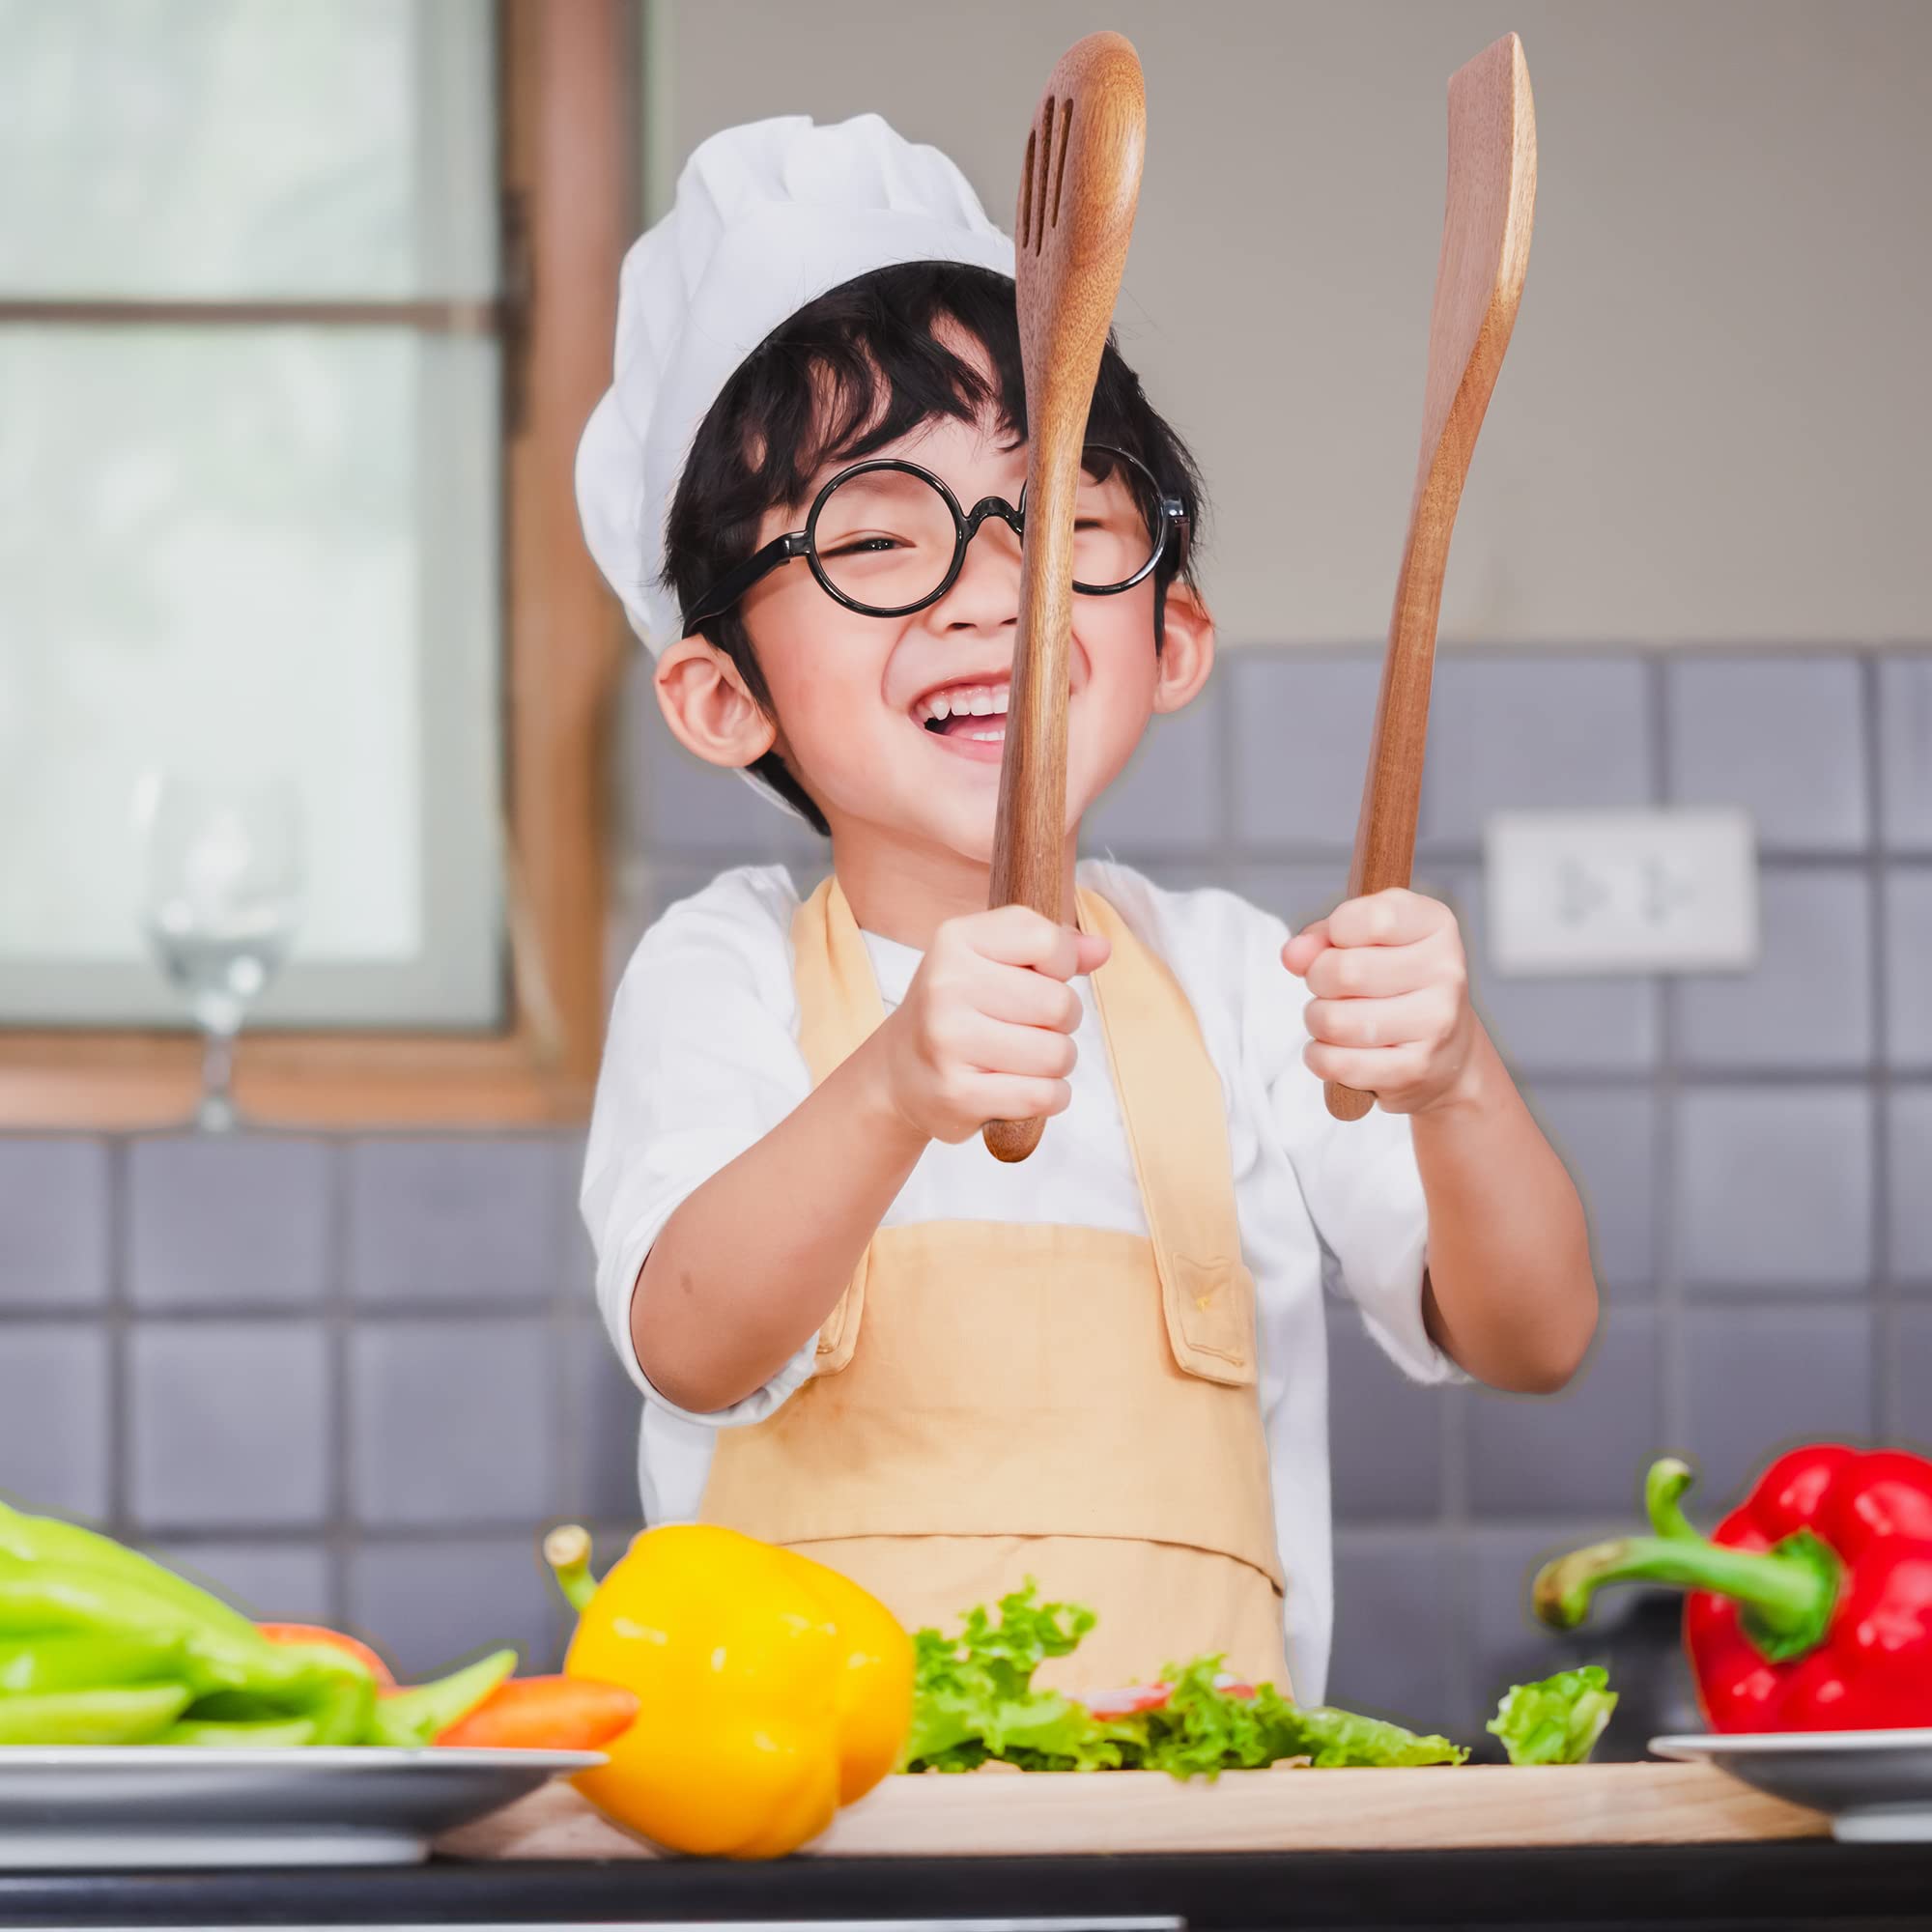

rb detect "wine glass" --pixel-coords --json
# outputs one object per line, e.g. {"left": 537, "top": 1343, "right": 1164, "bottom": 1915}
{"left": 138, "top": 775, "right": 304, "bottom": 1132}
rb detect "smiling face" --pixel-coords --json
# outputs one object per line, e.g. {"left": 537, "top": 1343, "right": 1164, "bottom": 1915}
{"left": 657, "top": 394, "right": 1214, "bottom": 895}
{"left": 761, "top": 405, "right": 1208, "bottom": 859}
{"left": 652, "top": 266, "right": 1216, "bottom": 932}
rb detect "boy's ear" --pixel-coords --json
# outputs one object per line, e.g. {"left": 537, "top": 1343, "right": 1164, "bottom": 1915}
{"left": 654, "top": 636, "right": 779, "bottom": 770}
{"left": 1151, "top": 582, "right": 1216, "bottom": 716}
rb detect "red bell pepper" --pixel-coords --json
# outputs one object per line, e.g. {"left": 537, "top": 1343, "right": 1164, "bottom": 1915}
{"left": 1536, "top": 1449, "right": 1932, "bottom": 1733}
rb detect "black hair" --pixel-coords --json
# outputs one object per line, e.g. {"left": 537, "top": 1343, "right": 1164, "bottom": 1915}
{"left": 659, "top": 260, "right": 1208, "bottom": 834}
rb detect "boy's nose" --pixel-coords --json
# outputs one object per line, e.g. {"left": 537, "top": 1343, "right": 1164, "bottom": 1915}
{"left": 931, "top": 509, "right": 1021, "bottom": 633}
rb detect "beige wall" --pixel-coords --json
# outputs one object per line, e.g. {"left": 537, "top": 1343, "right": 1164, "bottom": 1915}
{"left": 646, "top": 0, "right": 1931, "bottom": 647}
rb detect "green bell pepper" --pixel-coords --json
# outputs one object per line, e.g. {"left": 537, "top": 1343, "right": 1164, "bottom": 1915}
{"left": 0, "top": 1556, "right": 378, "bottom": 1741}
{"left": 162, "top": 1717, "right": 321, "bottom": 1748}
{"left": 0, "top": 1506, "right": 260, "bottom": 1640}
{"left": 365, "top": 1649, "right": 516, "bottom": 1747}
{"left": 0, "top": 1631, "right": 185, "bottom": 1694}
{"left": 0, "top": 1507, "right": 514, "bottom": 1750}
{"left": 0, "top": 1684, "right": 191, "bottom": 1746}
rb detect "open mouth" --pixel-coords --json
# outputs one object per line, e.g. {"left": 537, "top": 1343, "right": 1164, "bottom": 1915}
{"left": 911, "top": 679, "right": 1009, "bottom": 752}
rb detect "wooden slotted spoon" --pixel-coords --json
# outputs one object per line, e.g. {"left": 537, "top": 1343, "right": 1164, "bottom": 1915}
{"left": 982, "top": 32, "right": 1147, "bottom": 1164}
{"left": 1324, "top": 31, "right": 1537, "bottom": 1123}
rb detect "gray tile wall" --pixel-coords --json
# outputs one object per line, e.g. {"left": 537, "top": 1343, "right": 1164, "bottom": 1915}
{"left": 4, "top": 646, "right": 1926, "bottom": 1748}
{"left": 0, "top": 1129, "right": 623, "bottom": 1683}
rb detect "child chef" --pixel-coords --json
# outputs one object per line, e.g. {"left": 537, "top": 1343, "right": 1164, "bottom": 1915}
{"left": 576, "top": 115, "right": 1597, "bottom": 1701}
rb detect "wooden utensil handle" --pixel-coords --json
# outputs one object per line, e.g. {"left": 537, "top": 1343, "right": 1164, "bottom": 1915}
{"left": 1323, "top": 32, "right": 1534, "bottom": 1125}
{"left": 982, "top": 449, "right": 1079, "bottom": 1163}
{"left": 983, "top": 1116, "right": 1045, "bottom": 1162}
{"left": 1323, "top": 544, "right": 1443, "bottom": 1123}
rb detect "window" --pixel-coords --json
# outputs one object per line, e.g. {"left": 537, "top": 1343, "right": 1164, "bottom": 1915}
{"left": 0, "top": 0, "right": 633, "bottom": 1124}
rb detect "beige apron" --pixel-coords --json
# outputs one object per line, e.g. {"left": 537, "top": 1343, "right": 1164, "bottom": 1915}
{"left": 700, "top": 877, "right": 1292, "bottom": 1692}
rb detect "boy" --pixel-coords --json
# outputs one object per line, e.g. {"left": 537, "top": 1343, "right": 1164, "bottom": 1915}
{"left": 578, "top": 114, "right": 1596, "bottom": 1700}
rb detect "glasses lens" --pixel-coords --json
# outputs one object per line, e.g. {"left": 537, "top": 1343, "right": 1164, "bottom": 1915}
{"left": 810, "top": 467, "right": 958, "bottom": 612}
{"left": 1072, "top": 446, "right": 1162, "bottom": 591}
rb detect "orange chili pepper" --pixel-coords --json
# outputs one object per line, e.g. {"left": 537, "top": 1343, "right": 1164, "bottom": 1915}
{"left": 436, "top": 1674, "right": 640, "bottom": 1750}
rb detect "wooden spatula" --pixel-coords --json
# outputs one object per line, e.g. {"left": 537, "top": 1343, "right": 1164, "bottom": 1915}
{"left": 983, "top": 32, "right": 1147, "bottom": 1164}
{"left": 1325, "top": 31, "right": 1537, "bottom": 1123}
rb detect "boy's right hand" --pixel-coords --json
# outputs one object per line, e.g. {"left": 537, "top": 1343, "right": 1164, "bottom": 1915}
{"left": 872, "top": 906, "right": 1110, "bottom": 1145}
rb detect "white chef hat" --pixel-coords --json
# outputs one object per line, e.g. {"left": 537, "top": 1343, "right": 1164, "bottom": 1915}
{"left": 576, "top": 112, "right": 1017, "bottom": 658}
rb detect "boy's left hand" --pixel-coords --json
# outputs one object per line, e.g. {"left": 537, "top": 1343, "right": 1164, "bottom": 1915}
{"left": 1282, "top": 888, "right": 1479, "bottom": 1115}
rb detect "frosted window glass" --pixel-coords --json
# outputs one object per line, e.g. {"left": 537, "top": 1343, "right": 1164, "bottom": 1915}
{"left": 0, "top": 0, "right": 497, "bottom": 299}
{"left": 0, "top": 327, "right": 503, "bottom": 1027}
{"left": 0, "top": 0, "right": 505, "bottom": 1031}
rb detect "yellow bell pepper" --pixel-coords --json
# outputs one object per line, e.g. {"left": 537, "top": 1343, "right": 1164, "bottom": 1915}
{"left": 544, "top": 1522, "right": 913, "bottom": 1860}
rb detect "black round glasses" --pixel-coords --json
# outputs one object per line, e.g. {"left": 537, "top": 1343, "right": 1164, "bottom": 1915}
{"left": 679, "top": 442, "right": 1187, "bottom": 637}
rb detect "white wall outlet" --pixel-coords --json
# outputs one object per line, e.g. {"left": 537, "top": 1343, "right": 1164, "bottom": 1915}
{"left": 1484, "top": 809, "right": 1759, "bottom": 976}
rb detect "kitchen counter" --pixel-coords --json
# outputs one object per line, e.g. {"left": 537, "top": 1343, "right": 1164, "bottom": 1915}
{"left": 4, "top": 1763, "right": 1924, "bottom": 1929}
{"left": 2, "top": 1842, "right": 1929, "bottom": 1931}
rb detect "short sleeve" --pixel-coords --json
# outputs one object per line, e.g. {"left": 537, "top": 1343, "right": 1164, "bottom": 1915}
{"left": 1283, "top": 1094, "right": 1457, "bottom": 1383}
{"left": 581, "top": 866, "right": 821, "bottom": 1425}
{"left": 1240, "top": 906, "right": 1464, "bottom": 1387}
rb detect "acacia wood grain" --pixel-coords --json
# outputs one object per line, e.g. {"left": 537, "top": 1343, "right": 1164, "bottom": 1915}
{"left": 1326, "top": 32, "right": 1537, "bottom": 1122}
{"left": 983, "top": 32, "right": 1146, "bottom": 1163}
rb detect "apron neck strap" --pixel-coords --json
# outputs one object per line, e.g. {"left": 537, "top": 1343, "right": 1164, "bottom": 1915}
{"left": 1075, "top": 889, "right": 1254, "bottom": 1381}
{"left": 791, "top": 876, "right": 888, "bottom": 1087}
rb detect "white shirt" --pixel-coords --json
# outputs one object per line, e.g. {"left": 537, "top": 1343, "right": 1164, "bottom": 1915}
{"left": 582, "top": 860, "right": 1459, "bottom": 1701}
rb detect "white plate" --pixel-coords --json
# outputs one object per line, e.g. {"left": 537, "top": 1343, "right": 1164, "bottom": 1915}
{"left": 0, "top": 1746, "right": 605, "bottom": 1868}
{"left": 1651, "top": 1729, "right": 1932, "bottom": 1843}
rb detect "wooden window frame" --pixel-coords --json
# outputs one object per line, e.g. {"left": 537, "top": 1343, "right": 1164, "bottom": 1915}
{"left": 0, "top": 0, "right": 633, "bottom": 1129}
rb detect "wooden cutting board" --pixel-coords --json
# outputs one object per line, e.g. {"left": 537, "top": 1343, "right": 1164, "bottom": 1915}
{"left": 437, "top": 1763, "right": 1828, "bottom": 1861}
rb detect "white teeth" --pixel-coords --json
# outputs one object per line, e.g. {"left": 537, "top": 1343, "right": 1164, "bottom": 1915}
{"left": 967, "top": 726, "right": 1005, "bottom": 741}
{"left": 915, "top": 680, "right": 1011, "bottom": 726}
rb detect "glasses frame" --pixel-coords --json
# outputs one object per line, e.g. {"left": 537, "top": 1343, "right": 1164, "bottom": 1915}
{"left": 679, "top": 442, "right": 1188, "bottom": 637}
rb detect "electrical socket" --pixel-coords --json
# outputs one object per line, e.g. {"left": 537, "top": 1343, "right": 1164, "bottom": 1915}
{"left": 1484, "top": 809, "right": 1759, "bottom": 976}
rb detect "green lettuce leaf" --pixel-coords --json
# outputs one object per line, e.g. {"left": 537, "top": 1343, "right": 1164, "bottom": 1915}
{"left": 1485, "top": 1665, "right": 1618, "bottom": 1766}
{"left": 1123, "top": 1658, "right": 1299, "bottom": 1776}
{"left": 903, "top": 1587, "right": 1467, "bottom": 1777}
{"left": 905, "top": 1586, "right": 1119, "bottom": 1772}
{"left": 1276, "top": 1701, "right": 1467, "bottom": 1769}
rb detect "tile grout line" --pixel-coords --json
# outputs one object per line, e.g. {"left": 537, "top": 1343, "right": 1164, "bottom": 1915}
{"left": 104, "top": 1134, "right": 131, "bottom": 1539}
{"left": 1215, "top": 653, "right": 1241, "bottom": 885}
{"left": 1648, "top": 653, "right": 1690, "bottom": 1478}
{"left": 549, "top": 1131, "right": 582, "bottom": 1667}
{"left": 1431, "top": 668, "right": 1475, "bottom": 1722}
{"left": 0, "top": 1305, "right": 557, "bottom": 1327}
{"left": 1864, "top": 654, "right": 1897, "bottom": 1441}
{"left": 651, "top": 839, "right": 1932, "bottom": 870}
{"left": 325, "top": 1134, "right": 355, "bottom": 1630}
{"left": 1439, "top": 1379, "right": 1474, "bottom": 1734}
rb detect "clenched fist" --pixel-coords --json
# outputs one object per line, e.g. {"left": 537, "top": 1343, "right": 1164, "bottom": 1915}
{"left": 875, "top": 905, "right": 1110, "bottom": 1144}
{"left": 1282, "top": 888, "right": 1478, "bottom": 1115}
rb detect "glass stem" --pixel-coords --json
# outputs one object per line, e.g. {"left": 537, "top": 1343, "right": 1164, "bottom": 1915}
{"left": 198, "top": 1025, "right": 239, "bottom": 1132}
